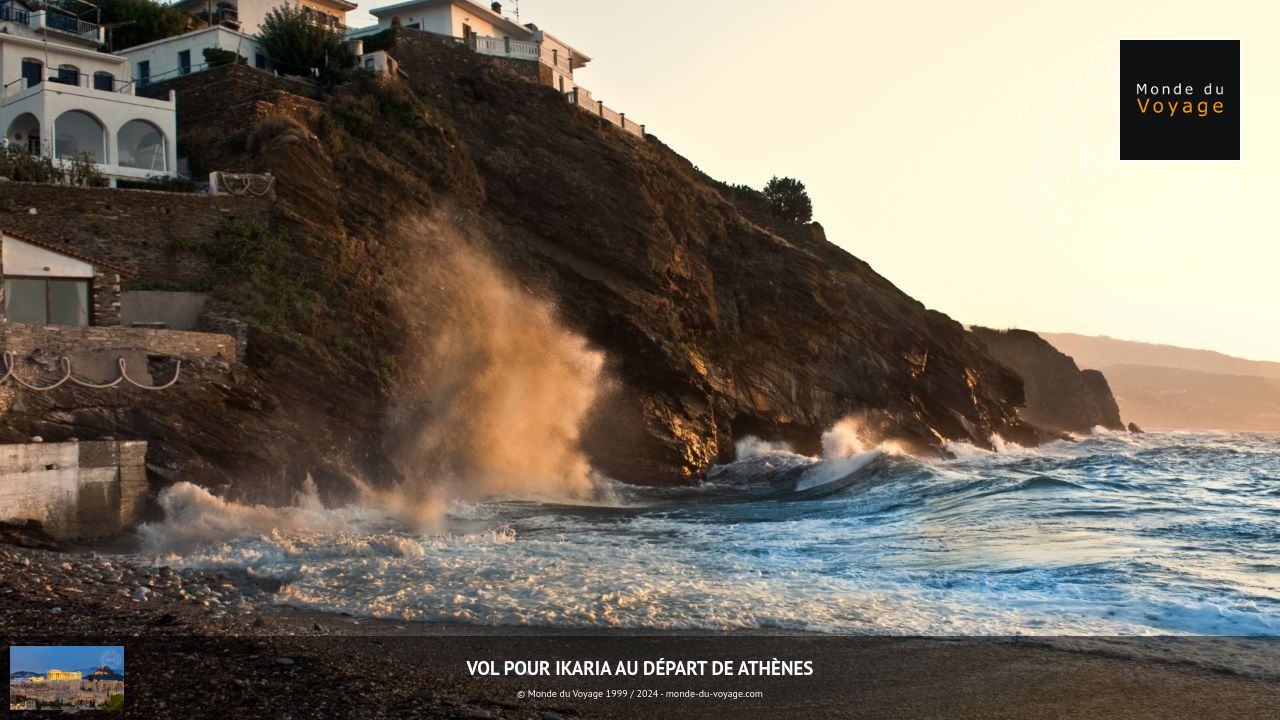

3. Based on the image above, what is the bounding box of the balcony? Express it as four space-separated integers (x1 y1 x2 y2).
0 3 31 25
42 8 98 40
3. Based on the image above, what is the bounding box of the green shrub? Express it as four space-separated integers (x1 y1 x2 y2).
762 176 814 224
203 47 247 68
259 6 356 85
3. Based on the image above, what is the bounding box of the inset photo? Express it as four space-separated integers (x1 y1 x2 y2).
8 646 125 713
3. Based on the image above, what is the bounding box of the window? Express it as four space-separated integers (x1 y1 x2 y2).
93 72 114 91
20 59 42 88
4 278 90 326
364 57 375 70
178 50 191 75
137 60 150 85
54 65 79 86
254 53 266 69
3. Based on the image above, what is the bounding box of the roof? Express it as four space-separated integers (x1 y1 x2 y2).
1 228 139 278
371 0 533 39
536 30 590 67
115 24 258 55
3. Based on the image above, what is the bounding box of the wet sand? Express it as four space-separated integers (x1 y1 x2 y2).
2 544 1278 719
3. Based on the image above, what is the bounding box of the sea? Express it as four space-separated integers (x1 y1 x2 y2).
138 431 1279 640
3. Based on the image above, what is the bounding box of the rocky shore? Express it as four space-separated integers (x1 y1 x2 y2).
4 543 1279 720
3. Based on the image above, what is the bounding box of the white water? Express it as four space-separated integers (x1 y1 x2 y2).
138 431 1280 641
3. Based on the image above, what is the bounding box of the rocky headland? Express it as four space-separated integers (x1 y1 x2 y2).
969 327 1125 435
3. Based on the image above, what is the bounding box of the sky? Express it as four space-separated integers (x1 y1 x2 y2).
353 1 1278 362
9 646 124 674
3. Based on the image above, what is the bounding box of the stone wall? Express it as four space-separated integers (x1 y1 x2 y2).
138 63 321 127
0 323 237 361
0 440 148 540
91 268 123 327
0 182 270 284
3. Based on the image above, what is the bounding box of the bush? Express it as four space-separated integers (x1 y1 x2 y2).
0 143 104 186
203 47 247 68
259 6 356 85
762 176 813 224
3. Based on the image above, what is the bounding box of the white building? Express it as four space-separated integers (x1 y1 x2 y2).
0 0 178 181
362 0 590 94
169 0 358 36
120 25 267 85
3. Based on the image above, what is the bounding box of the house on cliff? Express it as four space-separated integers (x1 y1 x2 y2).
117 0 364 84
0 0 178 182
0 229 132 327
361 0 590 94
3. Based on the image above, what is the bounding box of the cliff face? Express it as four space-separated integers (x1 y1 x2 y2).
969 327 1124 435
1 33 1058 497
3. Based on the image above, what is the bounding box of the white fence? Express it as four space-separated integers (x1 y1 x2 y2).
468 33 646 140
474 35 540 62
569 88 644 138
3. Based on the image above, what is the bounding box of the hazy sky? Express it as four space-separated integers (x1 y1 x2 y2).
357 1 1278 362
9 646 124 673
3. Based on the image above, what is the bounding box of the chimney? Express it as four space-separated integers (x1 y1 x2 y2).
491 2 502 13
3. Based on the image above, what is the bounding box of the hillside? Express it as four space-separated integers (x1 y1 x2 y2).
1096 365 1280 431
1041 333 1280 381
1 30 1064 502
1040 333 1280 431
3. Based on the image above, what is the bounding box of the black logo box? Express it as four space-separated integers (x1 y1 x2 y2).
1120 40 1239 160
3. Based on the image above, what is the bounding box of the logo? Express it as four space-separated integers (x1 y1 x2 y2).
1120 40 1239 160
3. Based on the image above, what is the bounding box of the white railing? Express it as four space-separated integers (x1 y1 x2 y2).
466 33 648 140
473 35 541 62
568 88 644 139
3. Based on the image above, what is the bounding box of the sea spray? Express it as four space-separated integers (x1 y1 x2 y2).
383 217 608 523
142 215 612 550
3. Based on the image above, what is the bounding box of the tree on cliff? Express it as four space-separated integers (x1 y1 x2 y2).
259 6 356 84
762 176 814 224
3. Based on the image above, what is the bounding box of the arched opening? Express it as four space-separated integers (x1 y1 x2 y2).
116 119 167 171
93 71 115 92
53 110 106 164
54 64 80 86
6 113 41 154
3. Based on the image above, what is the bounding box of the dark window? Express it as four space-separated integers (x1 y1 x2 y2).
364 57 375 70
4 278 90 326
137 60 150 85
93 72 114 91
54 65 79 86
20 59 42 88
178 50 191 75
254 53 266 69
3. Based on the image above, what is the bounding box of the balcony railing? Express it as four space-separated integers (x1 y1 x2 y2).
0 4 31 25
43 9 98 39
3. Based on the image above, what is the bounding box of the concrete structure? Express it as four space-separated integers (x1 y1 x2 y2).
121 291 211 330
170 0 359 35
119 25 268 86
0 1 179 182
1 229 135 327
359 48 398 75
362 0 590 93
0 440 147 539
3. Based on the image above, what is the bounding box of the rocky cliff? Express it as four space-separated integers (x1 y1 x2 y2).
2 32 1064 500
969 327 1124 434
